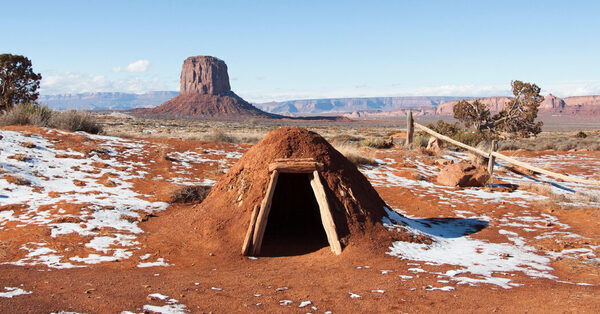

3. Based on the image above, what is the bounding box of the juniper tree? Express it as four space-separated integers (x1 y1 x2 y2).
453 80 544 138
0 54 42 112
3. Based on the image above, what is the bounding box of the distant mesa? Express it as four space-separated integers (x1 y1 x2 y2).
135 56 346 121
435 94 600 116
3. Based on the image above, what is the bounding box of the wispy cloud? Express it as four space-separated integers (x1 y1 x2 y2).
40 72 172 94
113 60 150 73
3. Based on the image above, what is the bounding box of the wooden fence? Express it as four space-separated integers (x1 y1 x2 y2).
404 111 600 186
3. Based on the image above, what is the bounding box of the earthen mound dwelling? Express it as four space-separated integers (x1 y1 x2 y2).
187 127 420 257
142 56 278 119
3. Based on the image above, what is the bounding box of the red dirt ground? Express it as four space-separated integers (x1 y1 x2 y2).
1 126 599 313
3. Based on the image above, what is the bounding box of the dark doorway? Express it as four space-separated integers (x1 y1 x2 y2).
260 173 329 256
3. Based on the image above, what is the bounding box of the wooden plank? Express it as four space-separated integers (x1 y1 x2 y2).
414 123 489 156
268 161 324 173
251 170 279 256
310 171 343 255
405 111 414 147
415 122 600 185
491 151 600 185
487 140 498 175
241 205 260 256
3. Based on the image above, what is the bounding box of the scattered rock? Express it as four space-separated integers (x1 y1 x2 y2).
436 161 490 187
434 158 453 167
22 141 36 148
426 137 442 154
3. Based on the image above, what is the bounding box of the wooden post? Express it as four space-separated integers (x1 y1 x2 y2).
251 170 279 256
241 205 260 256
405 111 414 147
310 171 343 255
487 140 498 175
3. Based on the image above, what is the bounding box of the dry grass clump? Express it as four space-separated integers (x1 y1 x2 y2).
360 137 393 149
0 103 103 134
22 141 36 148
0 103 53 126
519 182 553 196
412 133 430 149
49 110 103 134
333 143 377 166
500 131 600 151
8 154 30 162
203 129 234 143
3 174 31 186
201 128 263 144
170 185 212 204
572 191 600 203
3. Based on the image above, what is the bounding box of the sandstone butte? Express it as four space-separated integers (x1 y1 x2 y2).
135 56 346 121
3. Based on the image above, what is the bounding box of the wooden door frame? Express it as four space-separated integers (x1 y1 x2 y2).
243 159 342 256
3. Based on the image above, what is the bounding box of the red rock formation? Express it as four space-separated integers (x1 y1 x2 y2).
136 56 347 121
180 56 231 95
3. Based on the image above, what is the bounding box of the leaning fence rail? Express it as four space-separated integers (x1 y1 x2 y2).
404 115 600 186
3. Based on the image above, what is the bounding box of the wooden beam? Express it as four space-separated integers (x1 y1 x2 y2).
273 158 316 162
487 140 498 175
310 171 343 255
268 161 324 173
415 122 600 186
251 170 279 256
405 111 414 147
414 122 489 156
491 151 600 185
241 205 260 256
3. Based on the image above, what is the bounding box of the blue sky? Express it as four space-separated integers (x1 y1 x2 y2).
3 0 599 102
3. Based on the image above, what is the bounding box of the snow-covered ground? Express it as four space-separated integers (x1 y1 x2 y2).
0 129 242 268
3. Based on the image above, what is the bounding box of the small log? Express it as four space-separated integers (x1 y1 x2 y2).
405 111 414 147
310 171 343 255
273 158 316 162
241 205 260 256
251 170 279 256
487 140 498 175
268 161 324 173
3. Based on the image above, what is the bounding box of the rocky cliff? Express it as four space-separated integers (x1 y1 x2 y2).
180 56 231 95
138 56 277 119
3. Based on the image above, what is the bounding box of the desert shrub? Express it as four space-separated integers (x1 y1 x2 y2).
575 131 587 138
426 120 487 148
330 133 363 143
519 182 553 196
170 185 212 204
49 110 103 134
555 140 577 151
427 120 462 138
203 129 234 143
0 104 103 134
0 102 52 126
360 137 393 149
333 143 377 166
412 133 429 148
573 191 600 203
